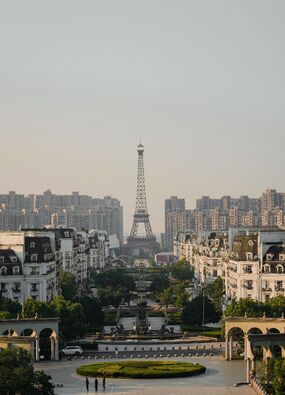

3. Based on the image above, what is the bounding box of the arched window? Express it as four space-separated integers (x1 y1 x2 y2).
264 264 271 274
1 266 7 275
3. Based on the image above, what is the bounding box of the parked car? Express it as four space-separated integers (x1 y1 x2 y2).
60 346 83 356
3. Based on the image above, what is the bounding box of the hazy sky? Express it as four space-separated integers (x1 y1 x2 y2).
1 1 285 233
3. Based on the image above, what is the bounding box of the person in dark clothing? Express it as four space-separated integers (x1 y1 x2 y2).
95 377 98 392
102 376 106 390
85 377 89 392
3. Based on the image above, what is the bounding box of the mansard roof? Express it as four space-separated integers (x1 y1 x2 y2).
24 236 53 263
0 249 21 265
263 245 285 262
232 234 258 260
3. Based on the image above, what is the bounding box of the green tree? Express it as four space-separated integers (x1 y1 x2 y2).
23 300 54 319
0 296 21 318
174 288 189 308
149 273 170 294
182 295 220 326
98 287 126 307
169 260 194 281
266 295 285 318
0 311 11 319
224 298 264 318
94 270 135 291
0 348 54 395
23 297 86 340
79 296 104 328
61 271 77 301
50 296 86 340
158 288 174 308
272 359 285 395
204 277 224 313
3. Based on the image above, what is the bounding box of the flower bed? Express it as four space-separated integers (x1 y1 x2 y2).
77 360 206 379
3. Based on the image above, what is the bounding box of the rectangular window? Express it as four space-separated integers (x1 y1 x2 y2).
31 267 39 275
31 283 38 292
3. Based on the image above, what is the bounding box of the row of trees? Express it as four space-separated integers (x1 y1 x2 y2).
224 295 285 318
0 294 104 341
92 269 136 307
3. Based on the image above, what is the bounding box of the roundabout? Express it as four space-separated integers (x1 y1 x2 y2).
76 360 206 379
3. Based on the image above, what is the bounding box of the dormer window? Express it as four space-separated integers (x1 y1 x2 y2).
64 232 69 238
266 254 273 261
30 242 36 248
279 254 285 261
246 253 253 261
10 256 17 263
31 254 38 262
248 240 254 247
1 267 7 276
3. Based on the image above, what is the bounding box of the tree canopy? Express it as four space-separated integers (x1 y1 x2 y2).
203 277 224 313
0 296 21 319
93 269 136 307
23 297 86 340
169 260 194 281
182 295 220 326
94 269 135 291
224 296 285 318
60 271 77 301
0 348 54 395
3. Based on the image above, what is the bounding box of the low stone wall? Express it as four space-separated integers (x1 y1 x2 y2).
96 340 223 352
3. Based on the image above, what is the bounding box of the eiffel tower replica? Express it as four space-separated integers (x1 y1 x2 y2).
125 143 159 258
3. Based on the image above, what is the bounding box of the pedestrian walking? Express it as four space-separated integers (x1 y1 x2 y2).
85 377 89 392
95 377 98 392
102 376 106 390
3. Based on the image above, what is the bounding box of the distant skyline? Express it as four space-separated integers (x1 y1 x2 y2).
1 1 285 233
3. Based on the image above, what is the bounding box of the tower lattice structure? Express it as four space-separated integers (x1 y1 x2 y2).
129 143 155 239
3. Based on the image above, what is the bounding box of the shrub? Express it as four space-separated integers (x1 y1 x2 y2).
76 360 206 379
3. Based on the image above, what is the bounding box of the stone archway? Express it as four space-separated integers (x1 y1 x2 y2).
39 328 59 361
0 318 59 361
225 326 244 360
247 328 263 360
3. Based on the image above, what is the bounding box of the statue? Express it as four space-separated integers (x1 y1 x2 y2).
135 296 149 335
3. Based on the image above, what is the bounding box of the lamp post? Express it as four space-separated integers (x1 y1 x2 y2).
202 289 205 329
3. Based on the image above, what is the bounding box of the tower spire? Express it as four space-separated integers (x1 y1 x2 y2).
129 143 154 239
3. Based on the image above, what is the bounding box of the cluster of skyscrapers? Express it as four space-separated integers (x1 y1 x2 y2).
0 190 123 244
164 189 285 251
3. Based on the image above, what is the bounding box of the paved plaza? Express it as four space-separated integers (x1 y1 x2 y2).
36 356 255 395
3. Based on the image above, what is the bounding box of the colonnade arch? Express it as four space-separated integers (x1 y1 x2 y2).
225 317 285 382
0 318 59 361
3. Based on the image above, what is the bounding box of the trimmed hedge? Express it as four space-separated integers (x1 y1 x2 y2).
76 360 206 379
